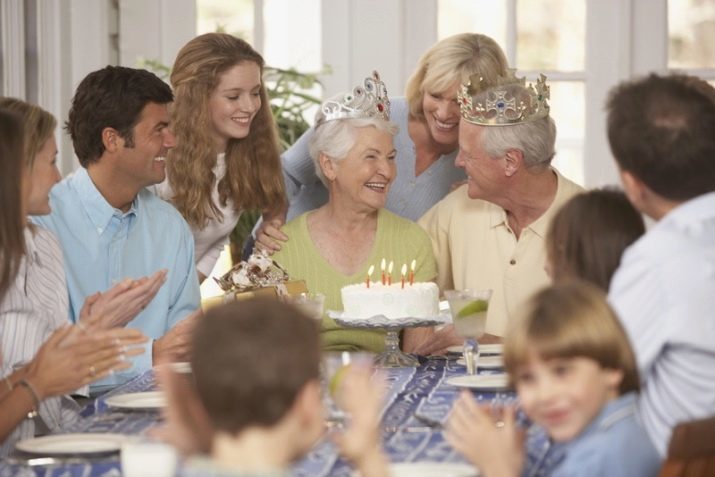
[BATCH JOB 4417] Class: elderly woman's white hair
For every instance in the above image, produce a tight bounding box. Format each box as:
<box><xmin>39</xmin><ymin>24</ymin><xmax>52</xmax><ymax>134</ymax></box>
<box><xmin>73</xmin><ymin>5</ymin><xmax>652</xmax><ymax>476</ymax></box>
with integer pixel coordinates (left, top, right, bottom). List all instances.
<box><xmin>309</xmin><ymin>112</ymin><xmax>399</xmax><ymax>187</ymax></box>
<box><xmin>481</xmin><ymin>116</ymin><xmax>557</xmax><ymax>170</ymax></box>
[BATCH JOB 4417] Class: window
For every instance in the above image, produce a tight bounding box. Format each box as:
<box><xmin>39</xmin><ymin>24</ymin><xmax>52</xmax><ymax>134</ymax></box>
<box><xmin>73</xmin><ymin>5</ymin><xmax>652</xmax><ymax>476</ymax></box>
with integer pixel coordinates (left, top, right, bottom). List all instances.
<box><xmin>668</xmin><ymin>0</ymin><xmax>715</xmax><ymax>85</ymax></box>
<box><xmin>197</xmin><ymin>0</ymin><xmax>255</xmax><ymax>43</ymax></box>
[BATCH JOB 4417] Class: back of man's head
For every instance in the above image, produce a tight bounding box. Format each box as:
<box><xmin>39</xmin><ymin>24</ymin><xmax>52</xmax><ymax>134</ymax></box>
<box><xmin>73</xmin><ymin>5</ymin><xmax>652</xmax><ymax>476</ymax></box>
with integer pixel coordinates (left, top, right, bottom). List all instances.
<box><xmin>66</xmin><ymin>66</ymin><xmax>173</xmax><ymax>168</ymax></box>
<box><xmin>607</xmin><ymin>73</ymin><xmax>715</xmax><ymax>201</ymax></box>
<box><xmin>191</xmin><ymin>298</ymin><xmax>321</xmax><ymax>435</ymax></box>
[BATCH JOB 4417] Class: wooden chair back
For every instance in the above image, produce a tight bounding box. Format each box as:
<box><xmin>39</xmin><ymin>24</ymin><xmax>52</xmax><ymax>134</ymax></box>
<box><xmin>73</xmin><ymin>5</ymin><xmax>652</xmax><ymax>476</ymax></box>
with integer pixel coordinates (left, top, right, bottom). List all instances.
<box><xmin>658</xmin><ymin>415</ymin><xmax>715</xmax><ymax>477</ymax></box>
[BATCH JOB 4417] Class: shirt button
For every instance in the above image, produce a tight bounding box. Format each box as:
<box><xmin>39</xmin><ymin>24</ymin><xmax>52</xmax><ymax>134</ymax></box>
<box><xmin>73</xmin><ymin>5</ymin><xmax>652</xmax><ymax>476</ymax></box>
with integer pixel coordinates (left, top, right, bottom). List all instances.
<box><xmin>509</xmin><ymin>259</ymin><xmax>516</xmax><ymax>265</ymax></box>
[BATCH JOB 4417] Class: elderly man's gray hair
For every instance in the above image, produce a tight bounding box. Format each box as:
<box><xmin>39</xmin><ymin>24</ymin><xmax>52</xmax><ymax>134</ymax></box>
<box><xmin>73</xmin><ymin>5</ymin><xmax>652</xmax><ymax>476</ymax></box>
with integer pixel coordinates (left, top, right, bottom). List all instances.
<box><xmin>482</xmin><ymin>116</ymin><xmax>557</xmax><ymax>169</ymax></box>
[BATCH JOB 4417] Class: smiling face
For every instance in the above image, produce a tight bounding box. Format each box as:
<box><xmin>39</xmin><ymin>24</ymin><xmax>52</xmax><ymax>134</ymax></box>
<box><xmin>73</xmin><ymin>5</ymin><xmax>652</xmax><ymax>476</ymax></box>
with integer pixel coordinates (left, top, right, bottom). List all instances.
<box><xmin>515</xmin><ymin>353</ymin><xmax>622</xmax><ymax>442</ymax></box>
<box><xmin>422</xmin><ymin>81</ymin><xmax>461</xmax><ymax>148</ymax></box>
<box><xmin>208</xmin><ymin>61</ymin><xmax>262</xmax><ymax>152</ymax></box>
<box><xmin>455</xmin><ymin>122</ymin><xmax>504</xmax><ymax>200</ymax></box>
<box><xmin>116</xmin><ymin>102</ymin><xmax>175</xmax><ymax>189</ymax></box>
<box><xmin>26</xmin><ymin>135</ymin><xmax>61</xmax><ymax>216</ymax></box>
<box><xmin>326</xmin><ymin>126</ymin><xmax>396</xmax><ymax>212</ymax></box>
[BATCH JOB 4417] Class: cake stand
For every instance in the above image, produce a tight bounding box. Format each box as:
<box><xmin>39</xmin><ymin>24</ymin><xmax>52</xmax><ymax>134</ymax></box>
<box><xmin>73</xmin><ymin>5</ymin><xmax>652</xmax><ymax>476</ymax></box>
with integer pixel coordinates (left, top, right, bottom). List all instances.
<box><xmin>329</xmin><ymin>312</ymin><xmax>449</xmax><ymax>368</ymax></box>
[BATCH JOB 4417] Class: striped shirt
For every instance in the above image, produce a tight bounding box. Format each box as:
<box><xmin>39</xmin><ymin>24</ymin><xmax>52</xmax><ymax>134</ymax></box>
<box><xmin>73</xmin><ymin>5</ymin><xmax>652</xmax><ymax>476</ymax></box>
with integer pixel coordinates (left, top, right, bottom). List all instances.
<box><xmin>0</xmin><ymin>226</ymin><xmax>79</xmax><ymax>456</ymax></box>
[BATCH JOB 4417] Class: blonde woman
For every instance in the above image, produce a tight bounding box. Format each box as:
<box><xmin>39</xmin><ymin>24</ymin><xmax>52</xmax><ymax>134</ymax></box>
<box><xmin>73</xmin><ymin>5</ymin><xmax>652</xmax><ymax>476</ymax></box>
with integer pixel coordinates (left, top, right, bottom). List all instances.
<box><xmin>258</xmin><ymin>33</ymin><xmax>509</xmax><ymax>251</ymax></box>
<box><xmin>154</xmin><ymin>33</ymin><xmax>285</xmax><ymax>282</ymax></box>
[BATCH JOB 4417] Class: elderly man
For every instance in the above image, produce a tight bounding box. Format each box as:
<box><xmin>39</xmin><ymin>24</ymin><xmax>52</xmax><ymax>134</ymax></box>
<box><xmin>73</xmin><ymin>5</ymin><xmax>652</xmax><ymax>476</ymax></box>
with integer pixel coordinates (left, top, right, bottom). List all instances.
<box><xmin>607</xmin><ymin>74</ymin><xmax>715</xmax><ymax>456</ymax></box>
<box><xmin>419</xmin><ymin>71</ymin><xmax>582</xmax><ymax>337</ymax></box>
<box><xmin>34</xmin><ymin>66</ymin><xmax>201</xmax><ymax>389</ymax></box>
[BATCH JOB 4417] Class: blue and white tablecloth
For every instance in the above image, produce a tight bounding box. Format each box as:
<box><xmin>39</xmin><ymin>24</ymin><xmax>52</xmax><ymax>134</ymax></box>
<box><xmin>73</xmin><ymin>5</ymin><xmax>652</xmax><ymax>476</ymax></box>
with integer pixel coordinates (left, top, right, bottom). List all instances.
<box><xmin>1</xmin><ymin>357</ymin><xmax>533</xmax><ymax>477</ymax></box>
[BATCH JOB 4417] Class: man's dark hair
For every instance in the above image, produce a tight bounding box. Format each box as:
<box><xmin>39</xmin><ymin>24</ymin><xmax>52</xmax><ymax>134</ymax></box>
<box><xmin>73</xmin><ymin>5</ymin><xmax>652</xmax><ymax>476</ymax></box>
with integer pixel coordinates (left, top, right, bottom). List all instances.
<box><xmin>191</xmin><ymin>298</ymin><xmax>321</xmax><ymax>435</ymax></box>
<box><xmin>606</xmin><ymin>73</ymin><xmax>715</xmax><ymax>201</ymax></box>
<box><xmin>66</xmin><ymin>66</ymin><xmax>173</xmax><ymax>167</ymax></box>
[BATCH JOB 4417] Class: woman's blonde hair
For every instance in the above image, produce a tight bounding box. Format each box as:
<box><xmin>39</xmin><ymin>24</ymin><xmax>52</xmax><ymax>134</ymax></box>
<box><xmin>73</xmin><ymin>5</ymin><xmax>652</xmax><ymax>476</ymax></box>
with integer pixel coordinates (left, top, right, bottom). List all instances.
<box><xmin>405</xmin><ymin>33</ymin><xmax>508</xmax><ymax>121</ymax></box>
<box><xmin>0</xmin><ymin>97</ymin><xmax>57</xmax><ymax>169</ymax></box>
<box><xmin>504</xmin><ymin>281</ymin><xmax>640</xmax><ymax>395</ymax></box>
<box><xmin>168</xmin><ymin>33</ymin><xmax>285</xmax><ymax>228</ymax></box>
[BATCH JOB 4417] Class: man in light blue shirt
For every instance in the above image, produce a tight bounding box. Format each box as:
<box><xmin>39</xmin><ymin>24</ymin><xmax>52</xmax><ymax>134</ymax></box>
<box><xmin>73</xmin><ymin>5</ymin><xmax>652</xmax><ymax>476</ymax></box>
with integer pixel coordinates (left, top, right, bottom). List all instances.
<box><xmin>33</xmin><ymin>66</ymin><xmax>201</xmax><ymax>390</ymax></box>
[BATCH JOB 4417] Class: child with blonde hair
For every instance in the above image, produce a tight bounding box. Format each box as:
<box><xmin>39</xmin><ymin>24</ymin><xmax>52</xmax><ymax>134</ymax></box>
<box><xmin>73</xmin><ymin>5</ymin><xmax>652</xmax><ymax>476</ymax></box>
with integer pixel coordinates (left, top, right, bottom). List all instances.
<box><xmin>447</xmin><ymin>281</ymin><xmax>661</xmax><ymax>476</ymax></box>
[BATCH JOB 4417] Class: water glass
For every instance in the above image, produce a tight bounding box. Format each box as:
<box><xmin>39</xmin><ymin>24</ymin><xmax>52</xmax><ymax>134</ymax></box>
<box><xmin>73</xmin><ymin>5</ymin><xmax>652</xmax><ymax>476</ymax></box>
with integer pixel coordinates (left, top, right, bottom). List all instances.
<box><xmin>121</xmin><ymin>441</ymin><xmax>177</xmax><ymax>477</ymax></box>
<box><xmin>445</xmin><ymin>289</ymin><xmax>492</xmax><ymax>375</ymax></box>
<box><xmin>286</xmin><ymin>292</ymin><xmax>326</xmax><ymax>321</ymax></box>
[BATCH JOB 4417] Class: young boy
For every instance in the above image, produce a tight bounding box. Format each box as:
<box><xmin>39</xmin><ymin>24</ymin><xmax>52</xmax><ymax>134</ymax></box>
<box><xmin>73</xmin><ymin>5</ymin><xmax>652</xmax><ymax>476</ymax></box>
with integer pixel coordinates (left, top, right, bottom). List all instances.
<box><xmin>156</xmin><ymin>297</ymin><xmax>388</xmax><ymax>476</ymax></box>
<box><xmin>446</xmin><ymin>281</ymin><xmax>661</xmax><ymax>477</ymax></box>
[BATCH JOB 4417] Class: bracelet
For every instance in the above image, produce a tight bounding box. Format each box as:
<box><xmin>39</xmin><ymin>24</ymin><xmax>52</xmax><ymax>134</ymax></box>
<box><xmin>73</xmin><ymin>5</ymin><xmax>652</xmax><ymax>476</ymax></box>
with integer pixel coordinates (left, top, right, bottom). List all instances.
<box><xmin>17</xmin><ymin>379</ymin><xmax>41</xmax><ymax>419</ymax></box>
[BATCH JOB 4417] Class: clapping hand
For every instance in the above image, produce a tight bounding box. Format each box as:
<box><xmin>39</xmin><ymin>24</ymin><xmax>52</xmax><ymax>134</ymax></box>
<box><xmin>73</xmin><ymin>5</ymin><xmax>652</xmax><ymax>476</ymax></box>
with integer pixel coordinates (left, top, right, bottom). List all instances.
<box><xmin>152</xmin><ymin>309</ymin><xmax>202</xmax><ymax>363</ymax></box>
<box><xmin>151</xmin><ymin>361</ymin><xmax>213</xmax><ymax>456</ymax></box>
<box><xmin>333</xmin><ymin>365</ymin><xmax>389</xmax><ymax>477</ymax></box>
<box><xmin>79</xmin><ymin>269</ymin><xmax>168</xmax><ymax>330</ymax></box>
<box><xmin>445</xmin><ymin>391</ymin><xmax>524</xmax><ymax>477</ymax></box>
<box><xmin>24</xmin><ymin>325</ymin><xmax>147</xmax><ymax>399</ymax></box>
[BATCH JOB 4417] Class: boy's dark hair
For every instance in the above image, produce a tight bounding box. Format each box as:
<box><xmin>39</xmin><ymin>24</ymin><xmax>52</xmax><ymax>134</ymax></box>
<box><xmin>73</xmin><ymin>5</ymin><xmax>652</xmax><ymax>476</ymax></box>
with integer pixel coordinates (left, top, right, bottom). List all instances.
<box><xmin>606</xmin><ymin>73</ymin><xmax>715</xmax><ymax>201</ymax></box>
<box><xmin>547</xmin><ymin>188</ymin><xmax>645</xmax><ymax>291</ymax></box>
<box><xmin>66</xmin><ymin>65</ymin><xmax>173</xmax><ymax>167</ymax></box>
<box><xmin>191</xmin><ymin>298</ymin><xmax>321</xmax><ymax>435</ymax></box>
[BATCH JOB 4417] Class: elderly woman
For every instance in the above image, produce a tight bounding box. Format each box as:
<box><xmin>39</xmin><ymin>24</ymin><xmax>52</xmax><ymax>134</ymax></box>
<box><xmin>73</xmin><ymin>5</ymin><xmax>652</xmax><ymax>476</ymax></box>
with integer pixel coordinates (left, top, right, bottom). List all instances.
<box><xmin>272</xmin><ymin>73</ymin><xmax>437</xmax><ymax>352</ymax></box>
<box><xmin>257</xmin><ymin>33</ymin><xmax>509</xmax><ymax>250</ymax></box>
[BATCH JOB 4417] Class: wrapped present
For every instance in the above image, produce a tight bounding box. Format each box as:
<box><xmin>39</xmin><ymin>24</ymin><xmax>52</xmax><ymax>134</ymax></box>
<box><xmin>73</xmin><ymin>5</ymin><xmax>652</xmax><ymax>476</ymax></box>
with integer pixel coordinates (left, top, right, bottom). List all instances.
<box><xmin>202</xmin><ymin>251</ymin><xmax>307</xmax><ymax>311</ymax></box>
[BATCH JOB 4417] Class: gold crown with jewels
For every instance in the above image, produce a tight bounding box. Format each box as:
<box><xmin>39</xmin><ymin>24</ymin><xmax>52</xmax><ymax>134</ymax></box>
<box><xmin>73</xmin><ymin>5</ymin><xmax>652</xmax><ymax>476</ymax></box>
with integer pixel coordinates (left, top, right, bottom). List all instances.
<box><xmin>457</xmin><ymin>69</ymin><xmax>550</xmax><ymax>126</ymax></box>
<box><xmin>316</xmin><ymin>70</ymin><xmax>391</xmax><ymax>126</ymax></box>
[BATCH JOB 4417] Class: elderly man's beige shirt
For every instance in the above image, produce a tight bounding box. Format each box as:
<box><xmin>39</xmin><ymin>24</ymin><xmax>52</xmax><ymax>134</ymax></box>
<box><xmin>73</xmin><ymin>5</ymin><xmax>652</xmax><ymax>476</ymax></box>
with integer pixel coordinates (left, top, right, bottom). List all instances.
<box><xmin>419</xmin><ymin>169</ymin><xmax>583</xmax><ymax>336</ymax></box>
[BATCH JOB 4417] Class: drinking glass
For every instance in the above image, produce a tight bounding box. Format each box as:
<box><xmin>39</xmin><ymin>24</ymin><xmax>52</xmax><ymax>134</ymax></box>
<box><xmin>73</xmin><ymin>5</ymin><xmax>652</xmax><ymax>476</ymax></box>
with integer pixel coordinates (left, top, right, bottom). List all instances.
<box><xmin>321</xmin><ymin>351</ymin><xmax>374</xmax><ymax>426</ymax></box>
<box><xmin>445</xmin><ymin>289</ymin><xmax>493</xmax><ymax>375</ymax></box>
<box><xmin>121</xmin><ymin>441</ymin><xmax>177</xmax><ymax>477</ymax></box>
<box><xmin>286</xmin><ymin>292</ymin><xmax>326</xmax><ymax>321</ymax></box>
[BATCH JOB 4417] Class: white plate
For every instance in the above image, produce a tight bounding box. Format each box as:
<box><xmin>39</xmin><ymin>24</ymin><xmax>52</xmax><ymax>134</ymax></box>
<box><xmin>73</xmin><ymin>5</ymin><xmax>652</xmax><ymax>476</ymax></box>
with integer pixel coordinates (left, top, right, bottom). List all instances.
<box><xmin>456</xmin><ymin>355</ymin><xmax>504</xmax><ymax>369</ymax></box>
<box><xmin>16</xmin><ymin>433</ymin><xmax>131</xmax><ymax>455</ymax></box>
<box><xmin>104</xmin><ymin>391</ymin><xmax>166</xmax><ymax>410</ymax></box>
<box><xmin>447</xmin><ymin>343</ymin><xmax>503</xmax><ymax>355</ymax></box>
<box><xmin>354</xmin><ymin>462</ymin><xmax>479</xmax><ymax>477</ymax></box>
<box><xmin>445</xmin><ymin>374</ymin><xmax>510</xmax><ymax>391</ymax></box>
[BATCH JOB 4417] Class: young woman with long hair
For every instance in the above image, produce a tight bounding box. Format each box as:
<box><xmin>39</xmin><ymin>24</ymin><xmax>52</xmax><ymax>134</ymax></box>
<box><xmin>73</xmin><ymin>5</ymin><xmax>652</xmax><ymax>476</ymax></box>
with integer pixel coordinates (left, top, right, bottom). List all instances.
<box><xmin>154</xmin><ymin>33</ymin><xmax>285</xmax><ymax>282</ymax></box>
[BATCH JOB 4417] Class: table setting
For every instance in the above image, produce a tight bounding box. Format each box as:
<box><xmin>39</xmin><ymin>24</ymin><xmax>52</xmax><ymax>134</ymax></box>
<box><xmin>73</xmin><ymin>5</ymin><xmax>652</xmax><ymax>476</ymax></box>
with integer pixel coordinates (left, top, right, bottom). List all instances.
<box><xmin>1</xmin><ymin>351</ymin><xmax>518</xmax><ymax>477</ymax></box>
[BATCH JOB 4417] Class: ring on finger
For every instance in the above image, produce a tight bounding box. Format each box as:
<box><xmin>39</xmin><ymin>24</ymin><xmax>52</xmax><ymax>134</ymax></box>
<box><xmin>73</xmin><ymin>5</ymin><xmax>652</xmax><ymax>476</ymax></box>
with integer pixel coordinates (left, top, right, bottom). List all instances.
<box><xmin>89</xmin><ymin>365</ymin><xmax>96</xmax><ymax>377</ymax></box>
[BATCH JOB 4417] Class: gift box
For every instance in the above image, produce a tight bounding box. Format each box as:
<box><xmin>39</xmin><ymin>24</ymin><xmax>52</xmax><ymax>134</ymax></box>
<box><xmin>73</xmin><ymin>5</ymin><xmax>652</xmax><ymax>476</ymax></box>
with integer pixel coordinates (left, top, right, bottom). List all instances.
<box><xmin>201</xmin><ymin>280</ymin><xmax>308</xmax><ymax>311</ymax></box>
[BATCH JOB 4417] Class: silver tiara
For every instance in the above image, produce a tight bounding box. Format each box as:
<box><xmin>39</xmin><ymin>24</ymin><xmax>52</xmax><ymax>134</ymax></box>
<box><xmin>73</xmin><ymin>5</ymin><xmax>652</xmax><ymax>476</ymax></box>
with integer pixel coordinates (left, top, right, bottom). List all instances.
<box><xmin>316</xmin><ymin>70</ymin><xmax>390</xmax><ymax>126</ymax></box>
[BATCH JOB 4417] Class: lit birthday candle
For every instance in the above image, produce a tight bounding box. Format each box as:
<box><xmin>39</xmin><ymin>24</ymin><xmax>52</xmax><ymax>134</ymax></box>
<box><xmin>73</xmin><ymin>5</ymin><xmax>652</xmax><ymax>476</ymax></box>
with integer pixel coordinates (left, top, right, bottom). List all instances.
<box><xmin>409</xmin><ymin>259</ymin><xmax>416</xmax><ymax>285</ymax></box>
<box><xmin>380</xmin><ymin>258</ymin><xmax>386</xmax><ymax>285</ymax></box>
<box><xmin>387</xmin><ymin>261</ymin><xmax>394</xmax><ymax>285</ymax></box>
<box><xmin>366</xmin><ymin>265</ymin><xmax>375</xmax><ymax>288</ymax></box>
<box><xmin>400</xmin><ymin>263</ymin><xmax>407</xmax><ymax>289</ymax></box>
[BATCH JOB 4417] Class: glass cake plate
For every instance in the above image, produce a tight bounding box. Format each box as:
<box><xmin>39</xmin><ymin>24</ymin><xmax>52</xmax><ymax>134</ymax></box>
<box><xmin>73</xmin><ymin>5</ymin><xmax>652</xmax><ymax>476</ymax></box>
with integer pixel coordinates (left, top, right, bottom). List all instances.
<box><xmin>328</xmin><ymin>311</ymin><xmax>450</xmax><ymax>368</ymax></box>
<box><xmin>328</xmin><ymin>311</ymin><xmax>449</xmax><ymax>329</ymax></box>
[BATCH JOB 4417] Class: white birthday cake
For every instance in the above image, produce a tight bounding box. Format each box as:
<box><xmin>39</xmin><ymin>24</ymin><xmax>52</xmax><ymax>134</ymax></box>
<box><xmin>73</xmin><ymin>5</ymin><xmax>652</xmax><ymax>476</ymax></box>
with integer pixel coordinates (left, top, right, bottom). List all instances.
<box><xmin>340</xmin><ymin>282</ymin><xmax>439</xmax><ymax>319</ymax></box>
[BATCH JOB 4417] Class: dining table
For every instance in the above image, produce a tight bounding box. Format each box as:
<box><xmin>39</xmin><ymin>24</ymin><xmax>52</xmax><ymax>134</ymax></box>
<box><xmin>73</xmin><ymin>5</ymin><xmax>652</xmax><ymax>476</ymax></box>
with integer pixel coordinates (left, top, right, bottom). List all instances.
<box><xmin>0</xmin><ymin>352</ymin><xmax>550</xmax><ymax>477</ymax></box>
